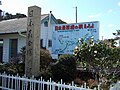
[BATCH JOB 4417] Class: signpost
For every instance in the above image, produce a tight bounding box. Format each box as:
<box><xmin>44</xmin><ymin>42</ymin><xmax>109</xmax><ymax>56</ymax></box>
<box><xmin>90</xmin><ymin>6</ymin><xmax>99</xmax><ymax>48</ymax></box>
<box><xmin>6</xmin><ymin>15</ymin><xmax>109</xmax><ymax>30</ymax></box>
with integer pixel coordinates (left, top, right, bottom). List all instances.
<box><xmin>52</xmin><ymin>21</ymin><xmax>99</xmax><ymax>54</ymax></box>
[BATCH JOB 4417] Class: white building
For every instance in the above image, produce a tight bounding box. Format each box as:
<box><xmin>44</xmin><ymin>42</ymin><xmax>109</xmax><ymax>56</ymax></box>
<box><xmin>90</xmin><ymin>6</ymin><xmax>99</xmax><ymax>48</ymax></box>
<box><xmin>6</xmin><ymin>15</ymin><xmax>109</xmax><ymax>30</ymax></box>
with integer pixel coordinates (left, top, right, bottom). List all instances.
<box><xmin>0</xmin><ymin>14</ymin><xmax>58</xmax><ymax>63</ymax></box>
<box><xmin>0</xmin><ymin>13</ymin><xmax>100</xmax><ymax>63</ymax></box>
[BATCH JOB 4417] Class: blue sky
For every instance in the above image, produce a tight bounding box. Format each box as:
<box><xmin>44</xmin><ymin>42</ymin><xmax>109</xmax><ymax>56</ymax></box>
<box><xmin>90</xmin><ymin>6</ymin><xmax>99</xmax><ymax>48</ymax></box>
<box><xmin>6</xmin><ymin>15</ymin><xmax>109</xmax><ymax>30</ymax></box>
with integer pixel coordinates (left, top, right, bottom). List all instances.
<box><xmin>0</xmin><ymin>0</ymin><xmax>120</xmax><ymax>40</ymax></box>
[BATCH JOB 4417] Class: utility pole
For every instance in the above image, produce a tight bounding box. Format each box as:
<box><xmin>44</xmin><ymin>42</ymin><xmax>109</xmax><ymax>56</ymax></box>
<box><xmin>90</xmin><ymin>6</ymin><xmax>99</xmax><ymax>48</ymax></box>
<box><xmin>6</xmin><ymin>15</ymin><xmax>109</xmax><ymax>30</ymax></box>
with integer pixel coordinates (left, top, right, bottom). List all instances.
<box><xmin>75</xmin><ymin>6</ymin><xmax>77</xmax><ymax>23</ymax></box>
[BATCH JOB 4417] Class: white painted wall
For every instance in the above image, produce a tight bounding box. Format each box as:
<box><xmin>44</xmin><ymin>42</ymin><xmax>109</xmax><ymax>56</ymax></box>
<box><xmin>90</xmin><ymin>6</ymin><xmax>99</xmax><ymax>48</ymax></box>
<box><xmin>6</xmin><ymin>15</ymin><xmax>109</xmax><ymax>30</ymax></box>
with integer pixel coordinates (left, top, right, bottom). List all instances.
<box><xmin>0</xmin><ymin>34</ymin><xmax>26</xmax><ymax>62</ymax></box>
<box><xmin>38</xmin><ymin>19</ymin><xmax>58</xmax><ymax>59</ymax></box>
<box><xmin>18</xmin><ymin>36</ymin><xmax>26</xmax><ymax>53</ymax></box>
<box><xmin>3</xmin><ymin>38</ymin><xmax>9</xmax><ymax>62</ymax></box>
<box><xmin>0</xmin><ymin>17</ymin><xmax>58</xmax><ymax>63</ymax></box>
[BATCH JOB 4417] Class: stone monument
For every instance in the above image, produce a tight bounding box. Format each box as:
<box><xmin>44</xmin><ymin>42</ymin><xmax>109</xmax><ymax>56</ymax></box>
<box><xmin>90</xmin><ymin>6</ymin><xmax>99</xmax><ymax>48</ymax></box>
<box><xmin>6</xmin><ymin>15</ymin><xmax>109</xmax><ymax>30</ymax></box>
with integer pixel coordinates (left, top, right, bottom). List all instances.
<box><xmin>25</xmin><ymin>6</ymin><xmax>41</xmax><ymax>77</ymax></box>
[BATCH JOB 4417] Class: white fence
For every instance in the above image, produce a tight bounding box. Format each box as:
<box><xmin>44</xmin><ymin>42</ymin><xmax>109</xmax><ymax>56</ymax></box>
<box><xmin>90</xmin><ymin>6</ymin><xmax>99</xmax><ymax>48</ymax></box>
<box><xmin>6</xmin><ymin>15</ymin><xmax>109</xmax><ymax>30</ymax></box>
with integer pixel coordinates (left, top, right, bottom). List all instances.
<box><xmin>0</xmin><ymin>72</ymin><xmax>100</xmax><ymax>90</ymax></box>
<box><xmin>110</xmin><ymin>81</ymin><xmax>120</xmax><ymax>90</ymax></box>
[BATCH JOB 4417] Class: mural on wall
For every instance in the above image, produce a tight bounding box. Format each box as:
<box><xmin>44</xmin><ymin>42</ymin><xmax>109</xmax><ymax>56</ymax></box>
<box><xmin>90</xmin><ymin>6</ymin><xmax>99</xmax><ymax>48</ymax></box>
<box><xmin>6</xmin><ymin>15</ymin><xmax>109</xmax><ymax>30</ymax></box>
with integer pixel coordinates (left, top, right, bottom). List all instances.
<box><xmin>52</xmin><ymin>21</ymin><xmax>99</xmax><ymax>54</ymax></box>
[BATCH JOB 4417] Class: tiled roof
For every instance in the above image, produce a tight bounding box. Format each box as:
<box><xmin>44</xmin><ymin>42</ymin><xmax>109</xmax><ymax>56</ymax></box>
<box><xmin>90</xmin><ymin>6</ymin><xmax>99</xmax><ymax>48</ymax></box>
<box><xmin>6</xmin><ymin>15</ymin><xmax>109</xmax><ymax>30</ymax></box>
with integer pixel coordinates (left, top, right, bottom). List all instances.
<box><xmin>0</xmin><ymin>14</ymin><xmax>49</xmax><ymax>34</ymax></box>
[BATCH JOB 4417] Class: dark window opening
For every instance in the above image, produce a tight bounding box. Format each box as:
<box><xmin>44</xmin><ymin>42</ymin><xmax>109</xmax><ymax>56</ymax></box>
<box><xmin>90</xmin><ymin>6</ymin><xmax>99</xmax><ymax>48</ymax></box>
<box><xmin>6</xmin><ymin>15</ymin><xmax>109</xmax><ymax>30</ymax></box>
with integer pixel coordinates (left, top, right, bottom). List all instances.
<box><xmin>40</xmin><ymin>39</ymin><xmax>45</xmax><ymax>49</ymax></box>
<box><xmin>44</xmin><ymin>21</ymin><xmax>48</xmax><ymax>27</ymax></box>
<box><xmin>40</xmin><ymin>39</ymin><xmax>43</xmax><ymax>48</ymax></box>
<box><xmin>9</xmin><ymin>39</ymin><xmax>18</xmax><ymax>59</ymax></box>
<box><xmin>48</xmin><ymin>40</ymin><xmax>52</xmax><ymax>47</ymax></box>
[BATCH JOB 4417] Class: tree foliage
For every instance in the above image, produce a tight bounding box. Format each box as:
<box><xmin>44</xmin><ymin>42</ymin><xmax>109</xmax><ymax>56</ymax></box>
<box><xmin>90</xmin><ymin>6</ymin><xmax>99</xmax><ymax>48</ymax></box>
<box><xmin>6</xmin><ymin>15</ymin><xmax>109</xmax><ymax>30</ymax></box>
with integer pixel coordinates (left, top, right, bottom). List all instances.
<box><xmin>0</xmin><ymin>47</ymin><xmax>53</xmax><ymax>78</ymax></box>
<box><xmin>57</xmin><ymin>19</ymin><xmax>67</xmax><ymax>24</ymax></box>
<box><xmin>40</xmin><ymin>48</ymin><xmax>53</xmax><ymax>70</ymax></box>
<box><xmin>51</xmin><ymin>54</ymin><xmax>77</xmax><ymax>82</ymax></box>
<box><xmin>0</xmin><ymin>12</ymin><xmax>26</xmax><ymax>21</ymax></box>
<box><xmin>74</xmin><ymin>38</ymin><xmax>120</xmax><ymax>82</ymax></box>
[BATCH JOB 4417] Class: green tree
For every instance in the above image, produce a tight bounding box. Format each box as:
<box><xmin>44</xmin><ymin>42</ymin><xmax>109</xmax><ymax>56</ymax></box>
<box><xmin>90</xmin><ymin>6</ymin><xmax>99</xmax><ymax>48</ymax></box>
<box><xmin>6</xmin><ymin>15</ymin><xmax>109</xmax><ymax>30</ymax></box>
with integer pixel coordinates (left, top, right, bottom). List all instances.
<box><xmin>108</xmin><ymin>39</ymin><xmax>117</xmax><ymax>47</ymax></box>
<box><xmin>74</xmin><ymin>38</ymin><xmax>120</xmax><ymax>82</ymax></box>
<box><xmin>51</xmin><ymin>54</ymin><xmax>76</xmax><ymax>82</ymax></box>
<box><xmin>57</xmin><ymin>19</ymin><xmax>67</xmax><ymax>24</ymax></box>
<box><xmin>4</xmin><ymin>12</ymin><xmax>12</xmax><ymax>19</ymax></box>
<box><xmin>0</xmin><ymin>47</ymin><xmax>53</xmax><ymax>78</ymax></box>
<box><xmin>40</xmin><ymin>48</ymin><xmax>53</xmax><ymax>70</ymax></box>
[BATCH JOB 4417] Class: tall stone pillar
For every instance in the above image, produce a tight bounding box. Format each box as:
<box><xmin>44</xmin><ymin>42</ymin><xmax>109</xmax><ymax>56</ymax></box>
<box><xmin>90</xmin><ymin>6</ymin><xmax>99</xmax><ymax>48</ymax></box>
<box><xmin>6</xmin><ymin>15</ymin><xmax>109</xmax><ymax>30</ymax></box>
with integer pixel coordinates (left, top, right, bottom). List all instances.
<box><xmin>25</xmin><ymin>6</ymin><xmax>41</xmax><ymax>77</ymax></box>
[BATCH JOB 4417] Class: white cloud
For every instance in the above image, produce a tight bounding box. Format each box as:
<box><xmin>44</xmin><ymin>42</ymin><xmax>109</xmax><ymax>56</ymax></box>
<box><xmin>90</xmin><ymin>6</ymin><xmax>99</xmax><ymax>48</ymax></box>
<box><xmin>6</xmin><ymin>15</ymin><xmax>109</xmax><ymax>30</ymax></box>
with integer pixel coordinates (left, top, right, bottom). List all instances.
<box><xmin>88</xmin><ymin>13</ymin><xmax>101</xmax><ymax>19</ymax></box>
<box><xmin>107</xmin><ymin>24</ymin><xmax>117</xmax><ymax>28</ymax></box>
<box><xmin>118</xmin><ymin>2</ymin><xmax>120</xmax><ymax>6</ymax></box>
<box><xmin>108</xmin><ymin>9</ymin><xmax>113</xmax><ymax>13</ymax></box>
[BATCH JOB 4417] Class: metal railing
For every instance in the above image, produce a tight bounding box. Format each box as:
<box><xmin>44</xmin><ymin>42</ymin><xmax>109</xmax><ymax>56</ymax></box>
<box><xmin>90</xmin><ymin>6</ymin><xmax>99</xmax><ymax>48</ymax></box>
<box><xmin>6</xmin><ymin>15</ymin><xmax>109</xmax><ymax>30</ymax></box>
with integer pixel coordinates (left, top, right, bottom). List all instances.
<box><xmin>0</xmin><ymin>72</ymin><xmax>99</xmax><ymax>90</ymax></box>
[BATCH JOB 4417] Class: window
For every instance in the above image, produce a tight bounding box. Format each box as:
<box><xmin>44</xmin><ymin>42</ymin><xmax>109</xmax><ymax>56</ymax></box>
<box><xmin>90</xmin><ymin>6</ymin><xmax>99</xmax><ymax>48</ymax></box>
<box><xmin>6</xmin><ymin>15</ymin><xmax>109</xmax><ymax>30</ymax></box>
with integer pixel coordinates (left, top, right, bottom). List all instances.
<box><xmin>44</xmin><ymin>21</ymin><xmax>48</xmax><ymax>27</ymax></box>
<box><xmin>48</xmin><ymin>40</ymin><xmax>52</xmax><ymax>47</ymax></box>
<box><xmin>40</xmin><ymin>39</ymin><xmax>43</xmax><ymax>48</ymax></box>
<box><xmin>9</xmin><ymin>39</ymin><xmax>18</xmax><ymax>59</ymax></box>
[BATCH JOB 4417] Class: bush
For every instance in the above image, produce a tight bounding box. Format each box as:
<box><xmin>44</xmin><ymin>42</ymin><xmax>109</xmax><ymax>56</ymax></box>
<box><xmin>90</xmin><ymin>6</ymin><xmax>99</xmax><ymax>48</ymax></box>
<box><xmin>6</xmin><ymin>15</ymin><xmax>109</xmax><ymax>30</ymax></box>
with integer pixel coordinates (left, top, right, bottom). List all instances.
<box><xmin>40</xmin><ymin>48</ymin><xmax>53</xmax><ymax>70</ymax></box>
<box><xmin>0</xmin><ymin>63</ymin><xmax>25</xmax><ymax>76</ymax></box>
<box><xmin>51</xmin><ymin>54</ymin><xmax>77</xmax><ymax>82</ymax></box>
<box><xmin>0</xmin><ymin>47</ymin><xmax>53</xmax><ymax>77</ymax></box>
<box><xmin>39</xmin><ymin>48</ymin><xmax>53</xmax><ymax>79</ymax></box>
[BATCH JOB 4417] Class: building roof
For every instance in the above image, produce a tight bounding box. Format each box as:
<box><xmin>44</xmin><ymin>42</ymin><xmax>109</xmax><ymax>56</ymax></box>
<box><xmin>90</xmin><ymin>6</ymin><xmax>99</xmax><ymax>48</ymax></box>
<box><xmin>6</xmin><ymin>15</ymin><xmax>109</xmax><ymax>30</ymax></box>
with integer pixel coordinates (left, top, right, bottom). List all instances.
<box><xmin>0</xmin><ymin>14</ymin><xmax>49</xmax><ymax>34</ymax></box>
